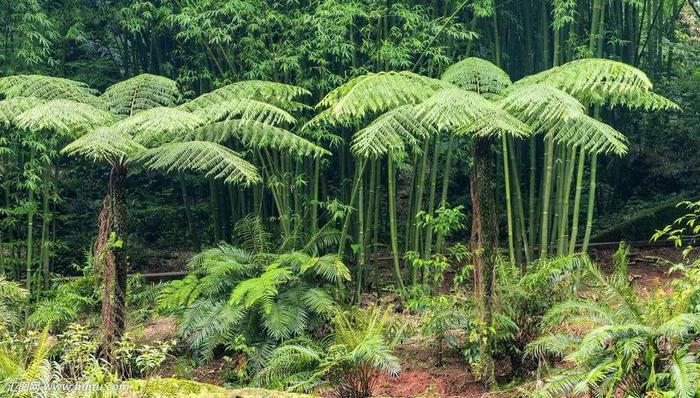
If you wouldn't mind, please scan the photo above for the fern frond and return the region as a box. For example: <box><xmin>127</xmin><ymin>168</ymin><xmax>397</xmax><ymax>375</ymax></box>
<box><xmin>229</xmin><ymin>265</ymin><xmax>294</xmax><ymax>308</ymax></box>
<box><xmin>656</xmin><ymin>314</ymin><xmax>700</xmax><ymax>346</ymax></box>
<box><xmin>0</xmin><ymin>97</ymin><xmax>45</xmax><ymax>126</ymax></box>
<box><xmin>262</xmin><ymin>300</ymin><xmax>299</xmax><ymax>340</ymax></box>
<box><xmin>189</xmin><ymin>98</ymin><xmax>296</xmax><ymax>126</ymax></box>
<box><xmin>233</xmin><ymin>215</ymin><xmax>273</xmax><ymax>253</ymax></box>
<box><xmin>0</xmin><ymin>75</ymin><xmax>104</xmax><ymax>107</ymax></box>
<box><xmin>500</xmin><ymin>84</ymin><xmax>585</xmax><ymax>131</ymax></box>
<box><xmin>183</xmin><ymin>80</ymin><xmax>309</xmax><ymax>112</ymax></box>
<box><xmin>24</xmin><ymin>325</ymin><xmax>52</xmax><ymax>381</ymax></box>
<box><xmin>16</xmin><ymin>99</ymin><xmax>116</xmax><ymax>137</ymax></box>
<box><xmin>547</xmin><ymin>114</ymin><xmax>629</xmax><ymax>156</ymax></box>
<box><xmin>61</xmin><ymin>127</ymin><xmax>145</xmax><ymax>165</ymax></box>
<box><xmin>192</xmin><ymin>119</ymin><xmax>329</xmax><ymax>158</ymax></box>
<box><xmin>180</xmin><ymin>299</ymin><xmax>246</xmax><ymax>362</ymax></box>
<box><xmin>441</xmin><ymin>57</ymin><xmax>512</xmax><ymax>96</ymax></box>
<box><xmin>113</xmin><ymin>107</ymin><xmax>205</xmax><ymax>146</ymax></box>
<box><xmin>299</xmin><ymin>254</ymin><xmax>351</xmax><ymax>283</ymax></box>
<box><xmin>136</xmin><ymin>141</ymin><xmax>260</xmax><ymax>185</ymax></box>
<box><xmin>101</xmin><ymin>73</ymin><xmax>179</xmax><ymax>116</ymax></box>
<box><xmin>512</xmin><ymin>58</ymin><xmax>678</xmax><ymax>110</ymax></box>
<box><xmin>319</xmin><ymin>71</ymin><xmax>450</xmax><ymax>120</ymax></box>
<box><xmin>351</xmin><ymin>105</ymin><xmax>428</xmax><ymax>158</ymax></box>
<box><xmin>668</xmin><ymin>350</ymin><xmax>699</xmax><ymax>398</ymax></box>
<box><xmin>525</xmin><ymin>333</ymin><xmax>581</xmax><ymax>359</ymax></box>
<box><xmin>301</xmin><ymin>287</ymin><xmax>335</xmax><ymax>316</ymax></box>
<box><xmin>157</xmin><ymin>274</ymin><xmax>203</xmax><ymax>310</ymax></box>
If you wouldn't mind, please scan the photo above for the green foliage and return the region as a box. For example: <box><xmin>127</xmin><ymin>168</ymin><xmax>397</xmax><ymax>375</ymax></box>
<box><xmin>137</xmin><ymin>141</ymin><xmax>261</xmax><ymax>185</ymax></box>
<box><xmin>101</xmin><ymin>73</ymin><xmax>180</xmax><ymax>116</ymax></box>
<box><xmin>158</xmin><ymin>221</ymin><xmax>348</xmax><ymax>366</ymax></box>
<box><xmin>255</xmin><ymin>306</ymin><xmax>400</xmax><ymax>398</ymax></box>
<box><xmin>528</xmin><ymin>253</ymin><xmax>700</xmax><ymax>397</ymax></box>
<box><xmin>441</xmin><ymin>57</ymin><xmax>512</xmax><ymax>97</ymax></box>
<box><xmin>0</xmin><ymin>275</ymin><xmax>27</xmax><ymax>333</ymax></box>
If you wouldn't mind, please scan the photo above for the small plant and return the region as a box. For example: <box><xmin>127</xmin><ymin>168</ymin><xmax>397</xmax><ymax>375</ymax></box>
<box><xmin>527</xmin><ymin>255</ymin><xmax>700</xmax><ymax>397</ymax></box>
<box><xmin>136</xmin><ymin>339</ymin><xmax>175</xmax><ymax>378</ymax></box>
<box><xmin>256</xmin><ymin>306</ymin><xmax>401</xmax><ymax>398</ymax></box>
<box><xmin>407</xmin><ymin>294</ymin><xmax>471</xmax><ymax>365</ymax></box>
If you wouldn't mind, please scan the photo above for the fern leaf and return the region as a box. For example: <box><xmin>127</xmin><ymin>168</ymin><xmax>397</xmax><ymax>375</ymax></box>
<box><xmin>16</xmin><ymin>99</ymin><xmax>116</xmax><ymax>137</ymax></box>
<box><xmin>192</xmin><ymin>119</ymin><xmax>329</xmax><ymax>158</ymax></box>
<box><xmin>183</xmin><ymin>80</ymin><xmax>310</xmax><ymax>112</ymax></box>
<box><xmin>189</xmin><ymin>98</ymin><xmax>296</xmax><ymax>126</ymax></box>
<box><xmin>113</xmin><ymin>107</ymin><xmax>205</xmax><ymax>146</ymax></box>
<box><xmin>351</xmin><ymin>105</ymin><xmax>428</xmax><ymax>158</ymax></box>
<box><xmin>0</xmin><ymin>97</ymin><xmax>46</xmax><ymax>126</ymax></box>
<box><xmin>101</xmin><ymin>73</ymin><xmax>179</xmax><ymax>116</ymax></box>
<box><xmin>136</xmin><ymin>141</ymin><xmax>260</xmax><ymax>185</ymax></box>
<box><xmin>441</xmin><ymin>57</ymin><xmax>512</xmax><ymax>96</ymax></box>
<box><xmin>0</xmin><ymin>75</ymin><xmax>104</xmax><ymax>108</ymax></box>
<box><xmin>61</xmin><ymin>127</ymin><xmax>145</xmax><ymax>165</ymax></box>
<box><xmin>318</xmin><ymin>71</ymin><xmax>450</xmax><ymax>120</ymax></box>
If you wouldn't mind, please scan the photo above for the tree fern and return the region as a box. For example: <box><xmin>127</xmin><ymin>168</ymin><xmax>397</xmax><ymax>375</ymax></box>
<box><xmin>233</xmin><ymin>215</ymin><xmax>273</xmax><ymax>253</ymax></box>
<box><xmin>500</xmin><ymin>84</ymin><xmax>586</xmax><ymax>131</ymax></box>
<box><xmin>191</xmin><ymin>119</ymin><xmax>329</xmax><ymax>158</ymax></box>
<box><xmin>182</xmin><ymin>80</ymin><xmax>310</xmax><ymax>112</ymax></box>
<box><xmin>136</xmin><ymin>141</ymin><xmax>260</xmax><ymax>185</ymax></box>
<box><xmin>61</xmin><ymin>127</ymin><xmax>146</xmax><ymax>165</ymax></box>
<box><xmin>0</xmin><ymin>75</ymin><xmax>104</xmax><ymax>107</ymax></box>
<box><xmin>0</xmin><ymin>275</ymin><xmax>27</xmax><ymax>332</ymax></box>
<box><xmin>350</xmin><ymin>105</ymin><xmax>427</xmax><ymax>158</ymax></box>
<box><xmin>100</xmin><ymin>73</ymin><xmax>179</xmax><ymax>116</ymax></box>
<box><xmin>15</xmin><ymin>99</ymin><xmax>116</xmax><ymax>137</ymax></box>
<box><xmin>189</xmin><ymin>98</ymin><xmax>296</xmax><ymax>126</ymax></box>
<box><xmin>0</xmin><ymin>97</ymin><xmax>45</xmax><ymax>126</ymax></box>
<box><xmin>441</xmin><ymin>57</ymin><xmax>512</xmax><ymax>97</ymax></box>
<box><xmin>512</xmin><ymin>58</ymin><xmax>678</xmax><ymax>111</ymax></box>
<box><xmin>318</xmin><ymin>71</ymin><xmax>450</xmax><ymax>120</ymax></box>
<box><xmin>113</xmin><ymin>107</ymin><xmax>205</xmax><ymax>146</ymax></box>
<box><xmin>229</xmin><ymin>265</ymin><xmax>294</xmax><ymax>309</ymax></box>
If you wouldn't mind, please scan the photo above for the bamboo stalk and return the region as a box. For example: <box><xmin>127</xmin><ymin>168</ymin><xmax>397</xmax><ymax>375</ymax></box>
<box><xmin>501</xmin><ymin>134</ymin><xmax>515</xmax><ymax>265</ymax></box>
<box><xmin>387</xmin><ymin>154</ymin><xmax>405</xmax><ymax>290</ymax></box>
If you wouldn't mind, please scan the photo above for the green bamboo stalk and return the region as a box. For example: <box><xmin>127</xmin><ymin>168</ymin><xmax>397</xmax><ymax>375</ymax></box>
<box><xmin>25</xmin><ymin>148</ymin><xmax>36</xmax><ymax>313</ymax></box>
<box><xmin>582</xmin><ymin>153</ymin><xmax>598</xmax><ymax>252</ymax></box>
<box><xmin>557</xmin><ymin>147</ymin><xmax>577</xmax><ymax>256</ymax></box>
<box><xmin>527</xmin><ymin>139</ymin><xmax>537</xmax><ymax>260</ymax></box>
<box><xmin>501</xmin><ymin>134</ymin><xmax>515</xmax><ymax>265</ymax></box>
<box><xmin>356</xmin><ymin>176</ymin><xmax>365</xmax><ymax>301</ymax></box>
<box><xmin>40</xmin><ymin>180</ymin><xmax>50</xmax><ymax>289</ymax></box>
<box><xmin>411</xmin><ymin>139</ymin><xmax>431</xmax><ymax>284</ymax></box>
<box><xmin>423</xmin><ymin>135</ymin><xmax>441</xmax><ymax>260</ymax></box>
<box><xmin>311</xmin><ymin>157</ymin><xmax>320</xmax><ymax>231</ymax></box>
<box><xmin>539</xmin><ymin>138</ymin><xmax>555</xmax><ymax>258</ymax></box>
<box><xmin>387</xmin><ymin>154</ymin><xmax>405</xmax><ymax>291</ymax></box>
<box><xmin>337</xmin><ymin>159</ymin><xmax>367</xmax><ymax>257</ymax></box>
<box><xmin>435</xmin><ymin>134</ymin><xmax>456</xmax><ymax>254</ymax></box>
<box><xmin>508</xmin><ymin>136</ymin><xmax>531</xmax><ymax>266</ymax></box>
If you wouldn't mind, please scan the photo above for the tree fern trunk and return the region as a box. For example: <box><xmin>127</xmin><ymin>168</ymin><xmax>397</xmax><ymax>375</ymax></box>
<box><xmin>470</xmin><ymin>138</ymin><xmax>498</xmax><ymax>388</ymax></box>
<box><xmin>98</xmin><ymin>164</ymin><xmax>128</xmax><ymax>364</ymax></box>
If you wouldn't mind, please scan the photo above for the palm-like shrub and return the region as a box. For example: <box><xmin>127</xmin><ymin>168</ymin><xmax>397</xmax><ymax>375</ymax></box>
<box><xmin>157</xmin><ymin>219</ymin><xmax>349</xmax><ymax>369</ymax></box>
<box><xmin>255</xmin><ymin>306</ymin><xmax>400</xmax><ymax>398</ymax></box>
<box><xmin>527</xmin><ymin>250</ymin><xmax>700</xmax><ymax>397</ymax></box>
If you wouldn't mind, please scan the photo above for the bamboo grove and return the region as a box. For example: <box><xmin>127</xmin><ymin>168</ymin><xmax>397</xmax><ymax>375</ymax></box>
<box><xmin>0</xmin><ymin>0</ymin><xmax>695</xmax><ymax>388</ymax></box>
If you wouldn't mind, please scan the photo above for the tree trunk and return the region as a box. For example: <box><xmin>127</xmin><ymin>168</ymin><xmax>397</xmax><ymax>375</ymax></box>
<box><xmin>96</xmin><ymin>164</ymin><xmax>128</xmax><ymax>364</ymax></box>
<box><xmin>469</xmin><ymin>138</ymin><xmax>497</xmax><ymax>388</ymax></box>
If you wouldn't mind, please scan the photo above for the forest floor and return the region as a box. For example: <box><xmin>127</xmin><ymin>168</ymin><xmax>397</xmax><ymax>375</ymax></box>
<box><xmin>143</xmin><ymin>244</ymin><xmax>687</xmax><ymax>398</ymax></box>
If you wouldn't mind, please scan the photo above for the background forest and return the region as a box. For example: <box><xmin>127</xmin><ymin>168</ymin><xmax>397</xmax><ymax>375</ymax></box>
<box><xmin>0</xmin><ymin>0</ymin><xmax>699</xmax><ymax>397</ymax></box>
